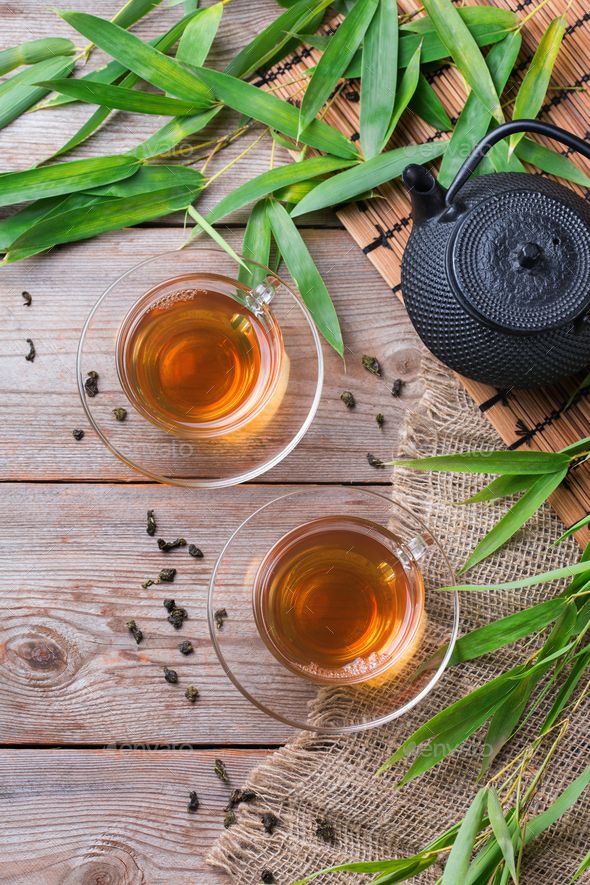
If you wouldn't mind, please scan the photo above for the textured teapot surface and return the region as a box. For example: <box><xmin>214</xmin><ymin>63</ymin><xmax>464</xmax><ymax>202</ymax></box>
<box><xmin>401</xmin><ymin>172</ymin><xmax>590</xmax><ymax>389</ymax></box>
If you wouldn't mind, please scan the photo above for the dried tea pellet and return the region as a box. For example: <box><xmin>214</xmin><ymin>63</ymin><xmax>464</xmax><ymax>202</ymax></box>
<box><xmin>179</xmin><ymin>640</ymin><xmax>194</xmax><ymax>656</ymax></box>
<box><xmin>367</xmin><ymin>452</ymin><xmax>385</xmax><ymax>469</ymax></box>
<box><xmin>185</xmin><ymin>685</ymin><xmax>199</xmax><ymax>703</ymax></box>
<box><xmin>224</xmin><ymin>810</ymin><xmax>236</xmax><ymax>829</ymax></box>
<box><xmin>340</xmin><ymin>391</ymin><xmax>355</xmax><ymax>409</ymax></box>
<box><xmin>163</xmin><ymin>667</ymin><xmax>178</xmax><ymax>684</ymax></box>
<box><xmin>376</xmin><ymin>413</ymin><xmax>385</xmax><ymax>428</ymax></box>
<box><xmin>214</xmin><ymin>608</ymin><xmax>228</xmax><ymax>631</ymax></box>
<box><xmin>21</xmin><ymin>291</ymin><xmax>32</xmax><ymax>306</ymax></box>
<box><xmin>159</xmin><ymin>568</ymin><xmax>176</xmax><ymax>583</ymax></box>
<box><xmin>112</xmin><ymin>407</ymin><xmax>127</xmax><ymax>421</ymax></box>
<box><xmin>391</xmin><ymin>378</ymin><xmax>404</xmax><ymax>397</ymax></box>
<box><xmin>316</xmin><ymin>816</ymin><xmax>336</xmax><ymax>845</ymax></box>
<box><xmin>261</xmin><ymin>812</ymin><xmax>279</xmax><ymax>834</ymax></box>
<box><xmin>187</xmin><ymin>791</ymin><xmax>199</xmax><ymax>813</ymax></box>
<box><xmin>362</xmin><ymin>354</ymin><xmax>381</xmax><ymax>376</ymax></box>
<box><xmin>126</xmin><ymin>620</ymin><xmax>143</xmax><ymax>645</ymax></box>
<box><xmin>25</xmin><ymin>338</ymin><xmax>36</xmax><ymax>362</ymax></box>
<box><xmin>226</xmin><ymin>788</ymin><xmax>257</xmax><ymax>811</ymax></box>
<box><xmin>146</xmin><ymin>509</ymin><xmax>157</xmax><ymax>537</ymax></box>
<box><xmin>72</xmin><ymin>428</ymin><xmax>85</xmax><ymax>441</ymax></box>
<box><xmin>141</xmin><ymin>578</ymin><xmax>156</xmax><ymax>589</ymax></box>
<box><xmin>188</xmin><ymin>544</ymin><xmax>204</xmax><ymax>559</ymax></box>
<box><xmin>261</xmin><ymin>871</ymin><xmax>275</xmax><ymax>884</ymax></box>
<box><xmin>168</xmin><ymin>607</ymin><xmax>188</xmax><ymax>630</ymax></box>
<box><xmin>84</xmin><ymin>370</ymin><xmax>99</xmax><ymax>397</ymax></box>
<box><xmin>158</xmin><ymin>537</ymin><xmax>187</xmax><ymax>552</ymax></box>
<box><xmin>214</xmin><ymin>758</ymin><xmax>229</xmax><ymax>783</ymax></box>
<box><xmin>163</xmin><ymin>598</ymin><xmax>176</xmax><ymax>613</ymax></box>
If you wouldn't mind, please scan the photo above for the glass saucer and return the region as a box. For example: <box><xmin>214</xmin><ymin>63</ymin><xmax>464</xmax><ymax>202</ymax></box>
<box><xmin>208</xmin><ymin>487</ymin><xmax>459</xmax><ymax>734</ymax></box>
<box><xmin>77</xmin><ymin>246</ymin><xmax>323</xmax><ymax>487</ymax></box>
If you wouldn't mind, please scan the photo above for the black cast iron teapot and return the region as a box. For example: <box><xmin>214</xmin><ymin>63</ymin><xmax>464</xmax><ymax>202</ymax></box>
<box><xmin>401</xmin><ymin>120</ymin><xmax>590</xmax><ymax>389</ymax></box>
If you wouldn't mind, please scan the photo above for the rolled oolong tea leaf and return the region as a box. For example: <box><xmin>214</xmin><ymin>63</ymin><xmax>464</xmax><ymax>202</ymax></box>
<box><xmin>168</xmin><ymin>606</ymin><xmax>188</xmax><ymax>630</ymax></box>
<box><xmin>21</xmin><ymin>290</ymin><xmax>32</xmax><ymax>306</ymax></box>
<box><xmin>72</xmin><ymin>428</ymin><xmax>85</xmax><ymax>441</ymax></box>
<box><xmin>214</xmin><ymin>758</ymin><xmax>230</xmax><ymax>783</ymax></box>
<box><xmin>224</xmin><ymin>810</ymin><xmax>236</xmax><ymax>828</ymax></box>
<box><xmin>159</xmin><ymin>567</ymin><xmax>176</xmax><ymax>583</ymax></box>
<box><xmin>214</xmin><ymin>607</ymin><xmax>228</xmax><ymax>630</ymax></box>
<box><xmin>163</xmin><ymin>666</ymin><xmax>178</xmax><ymax>684</ymax></box>
<box><xmin>146</xmin><ymin>509</ymin><xmax>157</xmax><ymax>537</ymax></box>
<box><xmin>158</xmin><ymin>537</ymin><xmax>187</xmax><ymax>552</ymax></box>
<box><xmin>112</xmin><ymin>407</ymin><xmax>127</xmax><ymax>421</ymax></box>
<box><xmin>362</xmin><ymin>354</ymin><xmax>381</xmax><ymax>376</ymax></box>
<box><xmin>367</xmin><ymin>453</ymin><xmax>386</xmax><ymax>468</ymax></box>
<box><xmin>188</xmin><ymin>544</ymin><xmax>203</xmax><ymax>558</ymax></box>
<box><xmin>316</xmin><ymin>817</ymin><xmax>336</xmax><ymax>845</ymax></box>
<box><xmin>179</xmin><ymin>639</ymin><xmax>194</xmax><ymax>655</ymax></box>
<box><xmin>163</xmin><ymin>598</ymin><xmax>176</xmax><ymax>613</ymax></box>
<box><xmin>84</xmin><ymin>370</ymin><xmax>99</xmax><ymax>397</ymax></box>
<box><xmin>376</xmin><ymin>413</ymin><xmax>385</xmax><ymax>428</ymax></box>
<box><xmin>185</xmin><ymin>685</ymin><xmax>199</xmax><ymax>703</ymax></box>
<box><xmin>187</xmin><ymin>790</ymin><xmax>199</xmax><ymax>813</ymax></box>
<box><xmin>25</xmin><ymin>338</ymin><xmax>36</xmax><ymax>362</ymax></box>
<box><xmin>340</xmin><ymin>391</ymin><xmax>356</xmax><ymax>409</ymax></box>
<box><xmin>126</xmin><ymin>619</ymin><xmax>143</xmax><ymax>644</ymax></box>
<box><xmin>226</xmin><ymin>789</ymin><xmax>257</xmax><ymax>810</ymax></box>
<box><xmin>391</xmin><ymin>378</ymin><xmax>404</xmax><ymax>397</ymax></box>
<box><xmin>261</xmin><ymin>872</ymin><xmax>276</xmax><ymax>885</ymax></box>
<box><xmin>262</xmin><ymin>811</ymin><xmax>279</xmax><ymax>834</ymax></box>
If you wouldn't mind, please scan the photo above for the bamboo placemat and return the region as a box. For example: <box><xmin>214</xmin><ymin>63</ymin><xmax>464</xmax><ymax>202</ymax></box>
<box><xmin>259</xmin><ymin>0</ymin><xmax>590</xmax><ymax>544</ymax></box>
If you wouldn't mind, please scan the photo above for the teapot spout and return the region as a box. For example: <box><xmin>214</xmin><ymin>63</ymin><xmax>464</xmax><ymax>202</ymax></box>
<box><xmin>403</xmin><ymin>164</ymin><xmax>447</xmax><ymax>225</ymax></box>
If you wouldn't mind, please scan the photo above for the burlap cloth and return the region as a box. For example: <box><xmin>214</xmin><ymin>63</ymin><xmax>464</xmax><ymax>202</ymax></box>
<box><xmin>209</xmin><ymin>351</ymin><xmax>590</xmax><ymax>885</ymax></box>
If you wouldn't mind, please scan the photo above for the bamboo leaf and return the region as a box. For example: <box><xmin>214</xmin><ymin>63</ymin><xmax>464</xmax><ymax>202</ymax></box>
<box><xmin>481</xmin><ymin>676</ymin><xmax>537</xmax><ymax>775</ymax></box>
<box><xmin>239</xmin><ymin>200</ymin><xmax>272</xmax><ymax>289</ymax></box>
<box><xmin>186</xmin><ymin>205</ymin><xmax>249</xmax><ymax>271</ymax></box>
<box><xmin>382</xmin><ymin>41</ymin><xmax>421</xmax><ymax>145</ymax></box>
<box><xmin>461</xmin><ymin>467</ymin><xmax>568</xmax><ymax>573</ymax></box>
<box><xmin>0</xmin><ymin>55</ymin><xmax>74</xmax><ymax>130</ymax></box>
<box><xmin>291</xmin><ymin>141</ymin><xmax>447</xmax><ymax>216</ymax></box>
<box><xmin>84</xmin><ymin>164</ymin><xmax>203</xmax><ymax>196</ymax></box>
<box><xmin>441</xmin><ymin>788</ymin><xmax>487</xmax><ymax>885</ymax></box>
<box><xmin>572</xmin><ymin>849</ymin><xmax>590</xmax><ymax>882</ymax></box>
<box><xmin>486</xmin><ymin>790</ymin><xmax>517</xmax><ymax>884</ymax></box>
<box><xmin>439</xmin><ymin>560</ymin><xmax>590</xmax><ymax>593</ymax></box>
<box><xmin>38</xmin><ymin>78</ymin><xmax>209</xmax><ymax>116</ymax></box>
<box><xmin>360</xmin><ymin>0</ymin><xmax>398</xmax><ymax>159</ymax></box>
<box><xmin>0</xmin><ymin>154</ymin><xmax>141</xmax><ymax>208</ymax></box>
<box><xmin>421</xmin><ymin>0</ymin><xmax>503</xmax><ymax>123</ymax></box>
<box><xmin>290</xmin><ymin>855</ymin><xmax>435</xmax><ymax>885</ymax></box>
<box><xmin>438</xmin><ymin>31</ymin><xmax>521</xmax><ymax>188</ymax></box>
<box><xmin>206</xmin><ymin>156</ymin><xmax>357</xmax><ymax>225</ymax></box>
<box><xmin>57</xmin><ymin>10</ymin><xmax>213</xmax><ymax>104</ymax></box>
<box><xmin>176</xmin><ymin>2</ymin><xmax>223</xmax><ymax>67</ymax></box>
<box><xmin>267</xmin><ymin>199</ymin><xmax>344</xmax><ymax>356</ymax></box>
<box><xmin>524</xmin><ymin>764</ymin><xmax>590</xmax><ymax>844</ymax></box>
<box><xmin>555</xmin><ymin>512</ymin><xmax>590</xmax><ymax>545</ymax></box>
<box><xmin>133</xmin><ymin>105</ymin><xmax>221</xmax><ymax>160</ymax></box>
<box><xmin>401</xmin><ymin>6</ymin><xmax>517</xmax><ymax>35</ymax></box>
<box><xmin>299</xmin><ymin>0</ymin><xmax>379</xmax><ymax>134</ymax></box>
<box><xmin>408</xmin><ymin>74</ymin><xmax>452</xmax><ymax>132</ymax></box>
<box><xmin>112</xmin><ymin>0</ymin><xmax>166</xmax><ymax>30</ymax></box>
<box><xmin>457</xmin><ymin>473</ymin><xmax>538</xmax><ymax>505</ymax></box>
<box><xmin>192</xmin><ymin>66</ymin><xmax>358</xmax><ymax>159</ymax></box>
<box><xmin>0</xmin><ymin>37</ymin><xmax>75</xmax><ymax>77</ymax></box>
<box><xmin>515</xmin><ymin>138</ymin><xmax>590</xmax><ymax>188</ymax></box>
<box><xmin>392</xmin><ymin>450</ymin><xmax>570</xmax><ymax>476</ymax></box>
<box><xmin>509</xmin><ymin>15</ymin><xmax>567</xmax><ymax>155</ymax></box>
<box><xmin>226</xmin><ymin>0</ymin><xmax>333</xmax><ymax>79</ymax></box>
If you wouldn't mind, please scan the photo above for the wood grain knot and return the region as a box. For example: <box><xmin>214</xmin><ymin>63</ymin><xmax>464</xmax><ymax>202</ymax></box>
<box><xmin>388</xmin><ymin>345</ymin><xmax>423</xmax><ymax>379</ymax></box>
<box><xmin>62</xmin><ymin>846</ymin><xmax>144</xmax><ymax>885</ymax></box>
<box><xmin>4</xmin><ymin>624</ymin><xmax>77</xmax><ymax>687</ymax></box>
<box><xmin>20</xmin><ymin>637</ymin><xmax>66</xmax><ymax>671</ymax></box>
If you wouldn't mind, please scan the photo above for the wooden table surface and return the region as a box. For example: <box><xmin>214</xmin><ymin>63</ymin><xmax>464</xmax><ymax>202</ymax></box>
<box><xmin>0</xmin><ymin>3</ymin><xmax>424</xmax><ymax>882</ymax></box>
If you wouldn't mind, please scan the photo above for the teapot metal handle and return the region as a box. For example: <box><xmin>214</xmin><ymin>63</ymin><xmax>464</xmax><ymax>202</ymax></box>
<box><xmin>445</xmin><ymin>119</ymin><xmax>590</xmax><ymax>207</ymax></box>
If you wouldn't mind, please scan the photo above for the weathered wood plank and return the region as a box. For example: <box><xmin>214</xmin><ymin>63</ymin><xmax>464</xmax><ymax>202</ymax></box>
<box><xmin>0</xmin><ymin>227</ymin><xmax>423</xmax><ymax>482</ymax></box>
<box><xmin>1</xmin><ymin>481</ymin><xmax>396</xmax><ymax>745</ymax></box>
<box><xmin>0</xmin><ymin>748</ymin><xmax>269</xmax><ymax>884</ymax></box>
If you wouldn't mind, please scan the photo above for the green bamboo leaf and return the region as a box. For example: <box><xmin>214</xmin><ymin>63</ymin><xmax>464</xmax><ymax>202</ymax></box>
<box><xmin>239</xmin><ymin>200</ymin><xmax>272</xmax><ymax>289</ymax></box>
<box><xmin>0</xmin><ymin>55</ymin><xmax>74</xmax><ymax>130</ymax></box>
<box><xmin>299</xmin><ymin>0</ymin><xmax>379</xmax><ymax>134</ymax></box>
<box><xmin>515</xmin><ymin>138</ymin><xmax>590</xmax><ymax>188</ymax></box>
<box><xmin>441</xmin><ymin>788</ymin><xmax>487</xmax><ymax>885</ymax></box>
<box><xmin>0</xmin><ymin>37</ymin><xmax>75</xmax><ymax>77</ymax></box>
<box><xmin>524</xmin><ymin>764</ymin><xmax>590</xmax><ymax>843</ymax></box>
<box><xmin>486</xmin><ymin>139</ymin><xmax>527</xmax><ymax>174</ymax></box>
<box><xmin>438</xmin><ymin>31</ymin><xmax>521</xmax><ymax>188</ymax></box>
<box><xmin>360</xmin><ymin>0</ymin><xmax>398</xmax><ymax>159</ymax></box>
<box><xmin>541</xmin><ymin>644</ymin><xmax>590</xmax><ymax>734</ymax></box>
<box><xmin>572</xmin><ymin>849</ymin><xmax>590</xmax><ymax>882</ymax></box>
<box><xmin>84</xmin><ymin>164</ymin><xmax>203</xmax><ymax>196</ymax></box>
<box><xmin>403</xmin><ymin>7</ymin><xmax>517</xmax><ymax>35</ymax></box>
<box><xmin>555</xmin><ymin>512</ymin><xmax>590</xmax><ymax>545</ymax></box>
<box><xmin>440</xmin><ymin>559</ymin><xmax>590</xmax><ymax>593</ymax></box>
<box><xmin>0</xmin><ymin>154</ymin><xmax>140</xmax><ymax>208</ymax></box>
<box><xmin>382</xmin><ymin>41</ymin><xmax>421</xmax><ymax>145</ymax></box>
<box><xmin>5</xmin><ymin>182</ymin><xmax>202</xmax><ymax>262</ymax></box>
<box><xmin>112</xmin><ymin>0</ymin><xmax>165</xmax><ymax>30</ymax></box>
<box><xmin>38</xmin><ymin>78</ymin><xmax>208</xmax><ymax>116</ymax></box>
<box><xmin>186</xmin><ymin>204</ymin><xmax>249</xmax><ymax>270</ymax></box>
<box><xmin>206</xmin><ymin>156</ymin><xmax>357</xmax><ymax>225</ymax></box>
<box><xmin>274</xmin><ymin>180</ymin><xmax>318</xmax><ymax>205</ymax></box>
<box><xmin>558</xmin><ymin>433</ymin><xmax>590</xmax><ymax>458</ymax></box>
<box><xmin>226</xmin><ymin>0</ymin><xmax>333</xmax><ymax>79</ymax></box>
<box><xmin>457</xmin><ymin>473</ymin><xmax>538</xmax><ymax>505</ymax></box>
<box><xmin>57</xmin><ymin>10</ymin><xmax>213</xmax><ymax>104</ymax></box>
<box><xmin>392</xmin><ymin>450</ymin><xmax>569</xmax><ymax>476</ymax></box>
<box><xmin>481</xmin><ymin>675</ymin><xmax>537</xmax><ymax>775</ymax></box>
<box><xmin>133</xmin><ymin>105</ymin><xmax>221</xmax><ymax>160</ymax></box>
<box><xmin>176</xmin><ymin>2</ymin><xmax>223</xmax><ymax>67</ymax></box>
<box><xmin>192</xmin><ymin>66</ymin><xmax>358</xmax><ymax>159</ymax></box>
<box><xmin>408</xmin><ymin>75</ymin><xmax>452</xmax><ymax>132</ymax></box>
<box><xmin>0</xmin><ymin>193</ymin><xmax>83</xmax><ymax>252</ymax></box>
<box><xmin>509</xmin><ymin>15</ymin><xmax>567</xmax><ymax>155</ymax></box>
<box><xmin>421</xmin><ymin>0</ymin><xmax>503</xmax><ymax>123</ymax></box>
<box><xmin>291</xmin><ymin>140</ymin><xmax>447</xmax><ymax>216</ymax></box>
<box><xmin>267</xmin><ymin>199</ymin><xmax>344</xmax><ymax>356</ymax></box>
<box><xmin>486</xmin><ymin>790</ymin><xmax>517</xmax><ymax>884</ymax></box>
<box><xmin>461</xmin><ymin>467</ymin><xmax>568</xmax><ymax>573</ymax></box>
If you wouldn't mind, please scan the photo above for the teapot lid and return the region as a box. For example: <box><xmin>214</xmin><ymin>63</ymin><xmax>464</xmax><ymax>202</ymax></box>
<box><xmin>447</xmin><ymin>189</ymin><xmax>590</xmax><ymax>334</ymax></box>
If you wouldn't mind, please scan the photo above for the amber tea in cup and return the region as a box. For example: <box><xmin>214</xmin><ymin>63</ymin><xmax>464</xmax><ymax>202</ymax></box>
<box><xmin>116</xmin><ymin>273</ymin><xmax>284</xmax><ymax>438</ymax></box>
<box><xmin>253</xmin><ymin>515</ymin><xmax>425</xmax><ymax>685</ymax></box>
